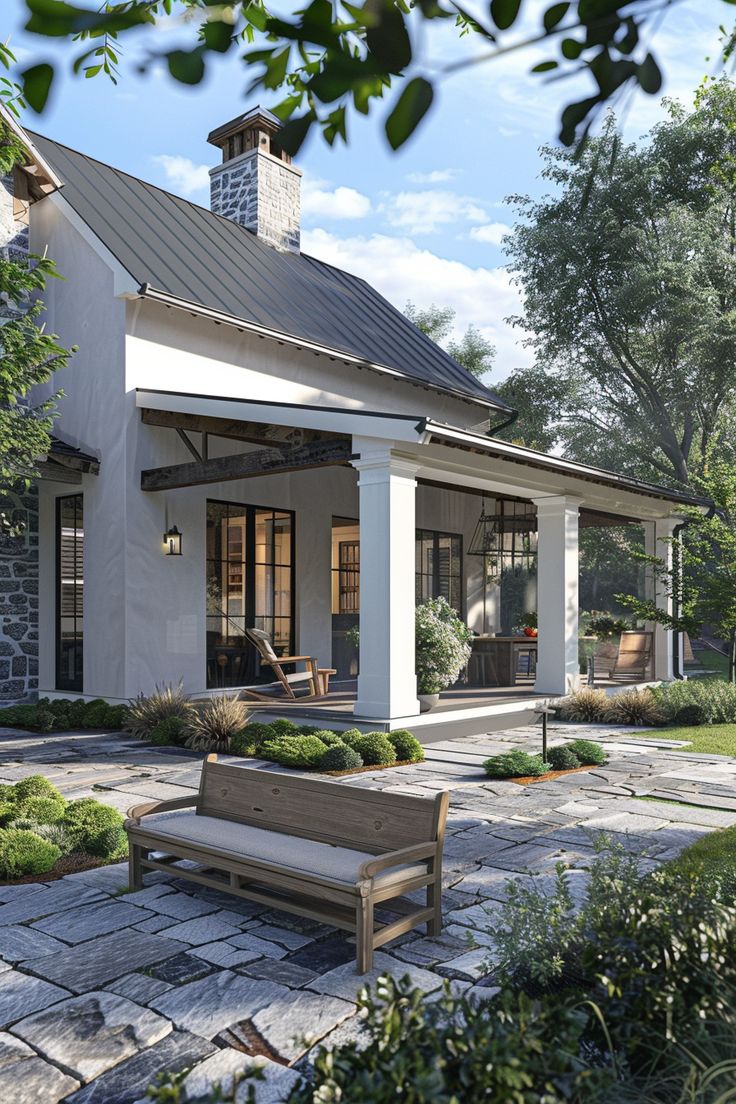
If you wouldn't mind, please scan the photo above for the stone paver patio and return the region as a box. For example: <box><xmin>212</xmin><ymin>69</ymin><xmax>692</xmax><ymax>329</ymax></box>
<box><xmin>0</xmin><ymin>720</ymin><xmax>735</xmax><ymax>1103</ymax></box>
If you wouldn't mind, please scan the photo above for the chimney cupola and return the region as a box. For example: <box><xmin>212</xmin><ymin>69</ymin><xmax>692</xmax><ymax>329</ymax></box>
<box><xmin>207</xmin><ymin>107</ymin><xmax>301</xmax><ymax>253</ymax></box>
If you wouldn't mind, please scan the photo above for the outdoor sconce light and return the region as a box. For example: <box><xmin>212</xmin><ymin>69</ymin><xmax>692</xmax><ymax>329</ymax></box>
<box><xmin>163</xmin><ymin>525</ymin><xmax>182</xmax><ymax>556</ymax></box>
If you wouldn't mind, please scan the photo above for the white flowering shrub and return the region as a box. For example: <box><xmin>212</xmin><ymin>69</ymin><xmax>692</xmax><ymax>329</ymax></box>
<box><xmin>415</xmin><ymin>597</ymin><xmax>472</xmax><ymax>695</ymax></box>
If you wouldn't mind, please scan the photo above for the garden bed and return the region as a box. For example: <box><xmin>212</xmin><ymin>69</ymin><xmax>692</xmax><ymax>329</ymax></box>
<box><xmin>482</xmin><ymin>740</ymin><xmax>607</xmax><ymax>781</ymax></box>
<box><xmin>509</xmin><ymin>764</ymin><xmax>597</xmax><ymax>785</ymax></box>
<box><xmin>3</xmin><ymin>850</ymin><xmax>115</xmax><ymax>885</ymax></box>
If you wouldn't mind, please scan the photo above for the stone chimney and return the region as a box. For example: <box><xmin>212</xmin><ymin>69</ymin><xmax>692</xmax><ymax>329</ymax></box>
<box><xmin>207</xmin><ymin>107</ymin><xmax>301</xmax><ymax>253</ymax></box>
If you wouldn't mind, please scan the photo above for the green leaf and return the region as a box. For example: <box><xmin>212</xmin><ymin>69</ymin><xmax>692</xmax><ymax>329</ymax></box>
<box><xmin>202</xmin><ymin>20</ymin><xmax>234</xmax><ymax>53</ymax></box>
<box><xmin>385</xmin><ymin>76</ymin><xmax>434</xmax><ymax>150</ymax></box>
<box><xmin>532</xmin><ymin>60</ymin><xmax>558</xmax><ymax>73</ymax></box>
<box><xmin>490</xmin><ymin>0</ymin><xmax>521</xmax><ymax>31</ymax></box>
<box><xmin>84</xmin><ymin>64</ymin><xmax>102</xmax><ymax>78</ymax></box>
<box><xmin>543</xmin><ymin>2</ymin><xmax>569</xmax><ymax>32</ymax></box>
<box><xmin>364</xmin><ymin>0</ymin><xmax>411</xmax><ymax>73</ymax></box>
<box><xmin>637</xmin><ymin>52</ymin><xmax>662</xmax><ymax>94</ymax></box>
<box><xmin>561</xmin><ymin>37</ymin><xmax>583</xmax><ymax>59</ymax></box>
<box><xmin>276</xmin><ymin>112</ymin><xmax>313</xmax><ymax>156</ymax></box>
<box><xmin>166</xmin><ymin>49</ymin><xmax>205</xmax><ymax>85</ymax></box>
<box><xmin>21</xmin><ymin>63</ymin><xmax>53</xmax><ymax>112</ymax></box>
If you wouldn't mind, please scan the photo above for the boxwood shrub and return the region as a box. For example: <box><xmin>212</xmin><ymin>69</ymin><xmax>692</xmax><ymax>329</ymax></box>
<box><xmin>387</xmin><ymin>730</ymin><xmax>424</xmax><ymax>763</ymax></box>
<box><xmin>0</xmin><ymin>699</ymin><xmax>129</xmax><ymax>734</ymax></box>
<box><xmin>62</xmin><ymin>798</ymin><xmax>127</xmax><ymax>858</ymax></box>
<box><xmin>351</xmin><ymin>733</ymin><xmax>395</xmax><ymax>766</ymax></box>
<box><xmin>261</xmin><ymin>735</ymin><xmax>329</xmax><ymax>769</ymax></box>
<box><xmin>546</xmin><ymin>745</ymin><xmax>581</xmax><ymax>771</ymax></box>
<box><xmin>0</xmin><ymin>829</ymin><xmax>61</xmax><ymax>879</ymax></box>
<box><xmin>483</xmin><ymin>750</ymin><xmax>551</xmax><ymax>779</ymax></box>
<box><xmin>318</xmin><ymin>744</ymin><xmax>363</xmax><ymax>772</ymax></box>
<box><xmin>565</xmin><ymin>738</ymin><xmax>607</xmax><ymax>766</ymax></box>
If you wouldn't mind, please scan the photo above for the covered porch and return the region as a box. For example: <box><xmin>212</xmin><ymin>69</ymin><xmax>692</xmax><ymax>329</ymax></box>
<box><xmin>131</xmin><ymin>388</ymin><xmax>707</xmax><ymax>729</ymax></box>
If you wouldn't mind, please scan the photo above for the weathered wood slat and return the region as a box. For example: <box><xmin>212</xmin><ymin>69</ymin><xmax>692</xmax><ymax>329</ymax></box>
<box><xmin>141</xmin><ymin>439</ymin><xmax>354</xmax><ymax>491</ymax></box>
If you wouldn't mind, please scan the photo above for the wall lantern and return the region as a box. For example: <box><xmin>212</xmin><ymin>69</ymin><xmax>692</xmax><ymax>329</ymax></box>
<box><xmin>163</xmin><ymin>525</ymin><xmax>183</xmax><ymax>556</ymax></box>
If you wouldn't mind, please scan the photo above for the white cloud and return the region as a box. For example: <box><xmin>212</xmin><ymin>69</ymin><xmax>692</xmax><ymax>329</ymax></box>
<box><xmin>152</xmin><ymin>154</ymin><xmax>210</xmax><ymax>196</ymax></box>
<box><xmin>406</xmin><ymin>169</ymin><xmax>459</xmax><ymax>184</ymax></box>
<box><xmin>302</xmin><ymin>180</ymin><xmax>371</xmax><ymax>220</ymax></box>
<box><xmin>383</xmin><ymin>190</ymin><xmax>487</xmax><ymax>235</ymax></box>
<box><xmin>302</xmin><ymin>227</ymin><xmax>531</xmax><ymax>380</ymax></box>
<box><xmin>470</xmin><ymin>222</ymin><xmax>510</xmax><ymax>246</ymax></box>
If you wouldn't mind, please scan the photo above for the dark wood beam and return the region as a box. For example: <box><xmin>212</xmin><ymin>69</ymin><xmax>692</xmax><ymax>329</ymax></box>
<box><xmin>141</xmin><ymin>439</ymin><xmax>355</xmax><ymax>491</ymax></box>
<box><xmin>176</xmin><ymin>428</ymin><xmax>203</xmax><ymax>463</ymax></box>
<box><xmin>141</xmin><ymin>408</ymin><xmax>342</xmax><ymax>448</ymax></box>
<box><xmin>36</xmin><ymin>461</ymin><xmax>83</xmax><ymax>485</ymax></box>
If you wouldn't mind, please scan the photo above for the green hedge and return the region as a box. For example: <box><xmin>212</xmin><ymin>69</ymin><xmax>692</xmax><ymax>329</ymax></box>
<box><xmin>0</xmin><ymin>698</ymin><xmax>129</xmax><ymax>734</ymax></box>
<box><xmin>232</xmin><ymin>720</ymin><xmax>424</xmax><ymax>773</ymax></box>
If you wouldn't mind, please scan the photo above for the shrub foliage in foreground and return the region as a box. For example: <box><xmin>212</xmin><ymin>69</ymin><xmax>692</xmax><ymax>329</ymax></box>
<box><xmin>0</xmin><ymin>776</ymin><xmax>127</xmax><ymax>878</ymax></box>
<box><xmin>0</xmin><ymin>697</ymin><xmax>129</xmax><ymax>734</ymax></box>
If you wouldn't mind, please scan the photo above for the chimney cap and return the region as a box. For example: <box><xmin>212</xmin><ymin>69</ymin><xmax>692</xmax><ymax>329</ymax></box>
<box><xmin>207</xmin><ymin>106</ymin><xmax>282</xmax><ymax>149</ymax></box>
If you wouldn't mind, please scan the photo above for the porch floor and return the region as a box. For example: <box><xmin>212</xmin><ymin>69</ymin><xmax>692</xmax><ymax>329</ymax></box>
<box><xmin>240</xmin><ymin>676</ymin><xmax>650</xmax><ymax>739</ymax></box>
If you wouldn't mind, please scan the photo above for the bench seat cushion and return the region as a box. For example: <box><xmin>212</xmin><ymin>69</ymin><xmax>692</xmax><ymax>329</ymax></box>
<box><xmin>140</xmin><ymin>812</ymin><xmax>427</xmax><ymax>889</ymax></box>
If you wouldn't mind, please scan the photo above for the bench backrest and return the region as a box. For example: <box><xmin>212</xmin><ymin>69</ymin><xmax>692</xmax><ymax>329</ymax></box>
<box><xmin>614</xmin><ymin>631</ymin><xmax>652</xmax><ymax>670</ymax></box>
<box><xmin>197</xmin><ymin>757</ymin><xmax>446</xmax><ymax>853</ymax></box>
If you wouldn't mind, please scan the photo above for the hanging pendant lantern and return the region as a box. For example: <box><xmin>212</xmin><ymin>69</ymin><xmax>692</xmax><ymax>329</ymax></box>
<box><xmin>468</xmin><ymin>499</ymin><xmax>537</xmax><ymax>581</ymax></box>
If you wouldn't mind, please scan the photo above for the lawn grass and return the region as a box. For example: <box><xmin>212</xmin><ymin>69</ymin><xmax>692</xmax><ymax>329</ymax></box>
<box><xmin>666</xmin><ymin>823</ymin><xmax>736</xmax><ymax>875</ymax></box>
<box><xmin>691</xmin><ymin>646</ymin><xmax>730</xmax><ymax>679</ymax></box>
<box><xmin>645</xmin><ymin>723</ymin><xmax>736</xmax><ymax>757</ymax></box>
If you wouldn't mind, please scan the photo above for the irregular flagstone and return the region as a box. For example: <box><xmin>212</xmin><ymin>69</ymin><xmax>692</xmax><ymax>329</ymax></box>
<box><xmin>641</xmin><ymin>788</ymin><xmax>736</xmax><ymax>811</ymax></box>
<box><xmin>11</xmin><ymin>990</ymin><xmax>172</xmax><ymax>1082</ymax></box>
<box><xmin>445</xmin><ymin>900</ymin><xmax>505</xmax><ymax>931</ymax></box>
<box><xmin>141</xmin><ymin>891</ymin><xmax>219</xmax><ymax>922</ymax></box>
<box><xmin>148</xmin><ymin>952</ymin><xmax>216</xmax><ymax>986</ymax></box>
<box><xmin>0</xmin><ymin>970</ymin><xmax>69</xmax><ymax>1028</ymax></box>
<box><xmin>247</xmin><ymin>990</ymin><xmax>355</xmax><ymax>1063</ymax></box>
<box><xmin>0</xmin><ymin>925</ymin><xmax>68</xmax><ymax>964</ymax></box>
<box><xmin>106</xmin><ymin>972</ymin><xmax>174</xmax><ymax>1005</ymax></box>
<box><xmin>64</xmin><ymin>1030</ymin><xmax>216</xmax><ymax>1104</ymax></box>
<box><xmin>244</xmin><ymin>924</ymin><xmax>315</xmax><ymax>951</ymax></box>
<box><xmin>229</xmin><ymin>931</ymin><xmax>290</xmax><ymax>960</ymax></box>
<box><xmin>391</xmin><ymin>933</ymin><xmax>470</xmax><ymax>967</ymax></box>
<box><xmin>158</xmin><ymin>916</ymin><xmax>243</xmax><ymax>945</ymax></box>
<box><xmin>0</xmin><ymin>884</ymin><xmax>105</xmax><ymax>927</ymax></box>
<box><xmin>308</xmin><ymin>952</ymin><xmax>443</xmax><ymax>1003</ymax></box>
<box><xmin>189</xmin><ymin>942</ymin><xmax>262</xmax><ymax>970</ymax></box>
<box><xmin>435</xmin><ymin>947</ymin><xmax>491</xmax><ymax>981</ymax></box>
<box><xmin>150</xmin><ymin>971</ymin><xmax>291</xmax><ymax>1039</ymax></box>
<box><xmin>240</xmin><ymin>958</ymin><xmax>318</xmax><ymax>988</ymax></box>
<box><xmin>134</xmin><ymin>914</ymin><xmax>178</xmax><ymax>934</ymax></box>
<box><xmin>233</xmin><ymin>1059</ymin><xmax>303</xmax><ymax>1104</ymax></box>
<box><xmin>579</xmin><ymin>811</ymin><xmax>671</xmax><ymax>834</ymax></box>
<box><xmin>612</xmin><ymin>797</ymin><xmax>736</xmax><ymax>828</ymax></box>
<box><xmin>179</xmin><ymin>1050</ymin><xmax>268</xmax><ymax>1102</ymax></box>
<box><xmin>62</xmin><ymin>864</ymin><xmax>129</xmax><ymax>894</ymax></box>
<box><xmin>32</xmin><ymin>900</ymin><xmax>154</xmax><ymax>944</ymax></box>
<box><xmin>26</xmin><ymin>929</ymin><xmax>183</xmax><ymax>993</ymax></box>
<box><xmin>0</xmin><ymin>1030</ymin><xmax>80</xmax><ymax>1103</ymax></box>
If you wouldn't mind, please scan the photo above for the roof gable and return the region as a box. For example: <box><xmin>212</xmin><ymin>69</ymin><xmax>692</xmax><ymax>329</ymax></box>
<box><xmin>29</xmin><ymin>131</ymin><xmax>512</xmax><ymax>413</ymax></box>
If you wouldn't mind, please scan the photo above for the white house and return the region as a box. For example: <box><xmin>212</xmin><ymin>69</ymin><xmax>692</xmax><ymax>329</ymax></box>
<box><xmin>0</xmin><ymin>107</ymin><xmax>708</xmax><ymax>731</ymax></box>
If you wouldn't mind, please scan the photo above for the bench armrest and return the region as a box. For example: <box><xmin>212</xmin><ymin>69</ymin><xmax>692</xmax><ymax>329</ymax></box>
<box><xmin>264</xmin><ymin>655</ymin><xmax>314</xmax><ymax>665</ymax></box>
<box><xmin>125</xmin><ymin>794</ymin><xmax>198</xmax><ymax>828</ymax></box>
<box><xmin>359</xmin><ymin>842</ymin><xmax>437</xmax><ymax>879</ymax></box>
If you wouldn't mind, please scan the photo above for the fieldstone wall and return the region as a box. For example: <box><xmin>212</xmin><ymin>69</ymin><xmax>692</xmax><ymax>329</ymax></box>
<box><xmin>0</xmin><ymin>486</ymin><xmax>39</xmax><ymax>701</ymax></box>
<box><xmin>210</xmin><ymin>149</ymin><xmax>301</xmax><ymax>252</ymax></box>
<box><xmin>1</xmin><ymin>168</ymin><xmax>38</xmax><ymax>702</ymax></box>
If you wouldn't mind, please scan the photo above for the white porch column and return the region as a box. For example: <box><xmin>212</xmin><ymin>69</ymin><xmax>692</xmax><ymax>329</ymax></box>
<box><xmin>352</xmin><ymin>443</ymin><xmax>420</xmax><ymax>719</ymax></box>
<box><xmin>643</xmin><ymin>517</ymin><xmax>678</xmax><ymax>681</ymax></box>
<box><xmin>533</xmin><ymin>495</ymin><xmax>582</xmax><ymax>695</ymax></box>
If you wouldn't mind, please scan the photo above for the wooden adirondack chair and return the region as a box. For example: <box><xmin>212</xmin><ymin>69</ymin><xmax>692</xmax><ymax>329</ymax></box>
<box><xmin>243</xmin><ymin>627</ymin><xmax>335</xmax><ymax>702</ymax></box>
<box><xmin>609</xmin><ymin>631</ymin><xmax>653</xmax><ymax>681</ymax></box>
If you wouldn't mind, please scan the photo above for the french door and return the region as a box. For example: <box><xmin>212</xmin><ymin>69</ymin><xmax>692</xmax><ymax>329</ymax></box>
<box><xmin>206</xmin><ymin>500</ymin><xmax>294</xmax><ymax>688</ymax></box>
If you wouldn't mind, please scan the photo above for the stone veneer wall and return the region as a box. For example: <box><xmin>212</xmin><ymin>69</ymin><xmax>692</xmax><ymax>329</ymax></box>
<box><xmin>1</xmin><ymin>169</ymin><xmax>39</xmax><ymax>702</ymax></box>
<box><xmin>210</xmin><ymin>149</ymin><xmax>301</xmax><ymax>252</ymax></box>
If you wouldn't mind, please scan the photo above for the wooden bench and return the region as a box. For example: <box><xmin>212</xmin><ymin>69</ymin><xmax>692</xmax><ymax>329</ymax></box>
<box><xmin>125</xmin><ymin>756</ymin><xmax>449</xmax><ymax>973</ymax></box>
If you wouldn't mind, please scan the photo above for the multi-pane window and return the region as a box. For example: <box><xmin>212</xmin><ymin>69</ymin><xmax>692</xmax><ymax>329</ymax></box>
<box><xmin>206</xmin><ymin>501</ymin><xmax>293</xmax><ymax>688</ymax></box>
<box><xmin>56</xmin><ymin>494</ymin><xmax>84</xmax><ymax>691</ymax></box>
<box><xmin>415</xmin><ymin>529</ymin><xmax>463</xmax><ymax>614</ymax></box>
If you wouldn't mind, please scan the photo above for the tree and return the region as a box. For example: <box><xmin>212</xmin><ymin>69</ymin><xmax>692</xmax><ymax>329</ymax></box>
<box><xmin>11</xmin><ymin>1</ymin><xmax>736</xmax><ymax>154</ymax></box>
<box><xmin>618</xmin><ymin>446</ymin><xmax>736</xmax><ymax>682</ymax></box>
<box><xmin>494</xmin><ymin>80</ymin><xmax>736</xmax><ymax>489</ymax></box>
<box><xmin>404</xmin><ymin>302</ymin><xmax>495</xmax><ymax>380</ymax></box>
<box><xmin>0</xmin><ymin>114</ymin><xmax>74</xmax><ymax>519</ymax></box>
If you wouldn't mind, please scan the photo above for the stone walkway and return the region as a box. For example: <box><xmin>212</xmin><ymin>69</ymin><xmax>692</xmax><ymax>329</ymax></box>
<box><xmin>0</xmin><ymin>721</ymin><xmax>735</xmax><ymax>1103</ymax></box>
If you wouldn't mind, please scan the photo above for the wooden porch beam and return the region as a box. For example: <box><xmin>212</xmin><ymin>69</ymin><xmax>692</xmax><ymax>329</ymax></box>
<box><xmin>141</xmin><ymin>439</ymin><xmax>355</xmax><ymax>491</ymax></box>
<box><xmin>36</xmin><ymin>460</ymin><xmax>83</xmax><ymax>484</ymax></box>
<box><xmin>140</xmin><ymin>407</ymin><xmax>341</xmax><ymax>448</ymax></box>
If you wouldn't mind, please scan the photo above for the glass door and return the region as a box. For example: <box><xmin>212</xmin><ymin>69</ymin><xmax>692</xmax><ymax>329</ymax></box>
<box><xmin>206</xmin><ymin>501</ymin><xmax>294</xmax><ymax>688</ymax></box>
<box><xmin>56</xmin><ymin>494</ymin><xmax>84</xmax><ymax>691</ymax></box>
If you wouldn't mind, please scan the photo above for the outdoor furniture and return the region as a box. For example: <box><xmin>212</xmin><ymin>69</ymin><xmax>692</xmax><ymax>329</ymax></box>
<box><xmin>467</xmin><ymin>635</ymin><xmax>538</xmax><ymax>686</ymax></box>
<box><xmin>242</xmin><ymin>627</ymin><xmax>335</xmax><ymax>701</ymax></box>
<box><xmin>609</xmin><ymin>631</ymin><xmax>653</xmax><ymax>681</ymax></box>
<box><xmin>125</xmin><ymin>757</ymin><xmax>449</xmax><ymax>974</ymax></box>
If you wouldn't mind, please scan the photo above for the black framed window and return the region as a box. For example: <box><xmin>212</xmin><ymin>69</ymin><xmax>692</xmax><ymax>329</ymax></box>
<box><xmin>206</xmin><ymin>501</ymin><xmax>294</xmax><ymax>688</ymax></box>
<box><xmin>416</xmin><ymin>529</ymin><xmax>463</xmax><ymax>613</ymax></box>
<box><xmin>56</xmin><ymin>494</ymin><xmax>84</xmax><ymax>691</ymax></box>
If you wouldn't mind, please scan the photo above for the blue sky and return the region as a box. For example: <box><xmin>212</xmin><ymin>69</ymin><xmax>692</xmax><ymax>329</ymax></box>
<box><xmin>5</xmin><ymin>0</ymin><xmax>726</xmax><ymax>378</ymax></box>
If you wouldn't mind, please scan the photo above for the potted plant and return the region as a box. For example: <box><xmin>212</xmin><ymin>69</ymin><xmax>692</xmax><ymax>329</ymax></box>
<box><xmin>516</xmin><ymin>611</ymin><xmax>538</xmax><ymax>637</ymax></box>
<box><xmin>415</xmin><ymin>597</ymin><xmax>473</xmax><ymax>711</ymax></box>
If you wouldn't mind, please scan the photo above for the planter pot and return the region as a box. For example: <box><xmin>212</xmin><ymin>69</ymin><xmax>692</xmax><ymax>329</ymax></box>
<box><xmin>418</xmin><ymin>693</ymin><xmax>440</xmax><ymax>713</ymax></box>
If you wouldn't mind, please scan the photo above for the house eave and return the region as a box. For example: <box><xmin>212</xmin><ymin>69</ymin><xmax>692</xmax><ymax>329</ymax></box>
<box><xmin>135</xmin><ymin>284</ymin><xmax>511</xmax><ymax>416</ymax></box>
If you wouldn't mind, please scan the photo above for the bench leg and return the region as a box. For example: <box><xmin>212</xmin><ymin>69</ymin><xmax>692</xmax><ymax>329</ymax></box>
<box><xmin>356</xmin><ymin>896</ymin><xmax>375</xmax><ymax>974</ymax></box>
<box><xmin>427</xmin><ymin>875</ymin><xmax>442</xmax><ymax>937</ymax></box>
<box><xmin>129</xmin><ymin>842</ymin><xmax>144</xmax><ymax>892</ymax></box>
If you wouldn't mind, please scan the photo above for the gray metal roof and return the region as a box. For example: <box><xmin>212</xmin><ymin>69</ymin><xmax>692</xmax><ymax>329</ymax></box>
<box><xmin>29</xmin><ymin>132</ymin><xmax>512</xmax><ymax>413</ymax></box>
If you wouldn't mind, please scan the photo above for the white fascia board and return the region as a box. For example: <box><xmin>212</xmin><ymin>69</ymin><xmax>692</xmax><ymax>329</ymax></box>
<box><xmin>135</xmin><ymin>387</ymin><xmax>426</xmax><ymax>443</ymax></box>
<box><xmin>47</xmin><ymin>191</ymin><xmax>139</xmax><ymax>298</ymax></box>
<box><xmin>0</xmin><ymin>105</ymin><xmax>62</xmax><ymax>191</ymax></box>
